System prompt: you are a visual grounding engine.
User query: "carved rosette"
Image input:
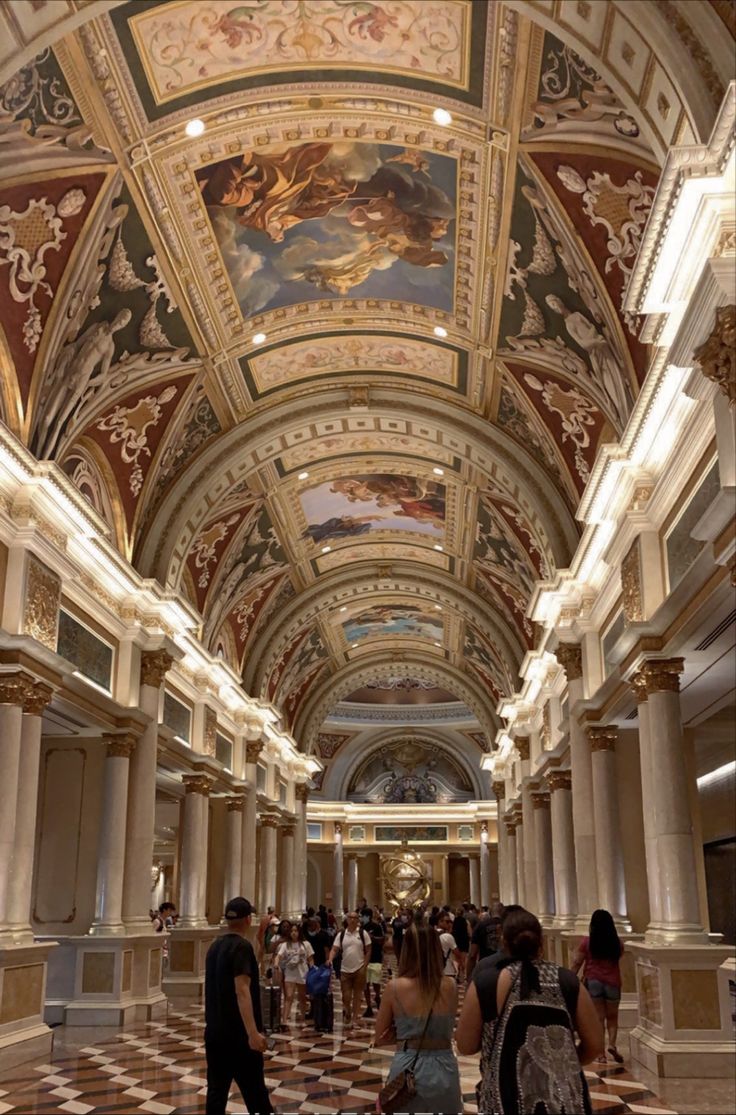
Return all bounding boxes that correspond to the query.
[203,706,217,756]
[547,769,572,793]
[23,681,54,716]
[531,791,551,810]
[182,773,214,796]
[226,795,246,812]
[516,736,530,762]
[23,555,61,650]
[295,784,309,804]
[0,672,33,706]
[492,780,505,801]
[694,304,735,406]
[140,649,173,688]
[556,642,583,681]
[103,732,137,759]
[639,657,684,695]
[588,727,618,753]
[245,740,263,764]
[621,538,643,623]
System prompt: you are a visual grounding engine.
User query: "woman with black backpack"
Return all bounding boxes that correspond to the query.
[455,910,603,1115]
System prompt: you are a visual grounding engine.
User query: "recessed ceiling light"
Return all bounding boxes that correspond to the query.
[434,544,443,551]
[252,332,267,345]
[433,325,448,338]
[434,641,442,647]
[340,606,347,612]
[321,545,331,553]
[298,471,309,480]
[433,466,444,476]
[185,118,205,137]
[352,643,359,649]
[434,604,442,611]
[433,108,452,127]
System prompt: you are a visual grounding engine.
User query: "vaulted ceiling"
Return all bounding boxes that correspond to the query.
[0,0,729,782]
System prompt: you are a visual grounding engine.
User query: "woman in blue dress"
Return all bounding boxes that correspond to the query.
[374,922,462,1114]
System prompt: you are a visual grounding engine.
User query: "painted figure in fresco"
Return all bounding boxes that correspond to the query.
[302,513,382,544]
[35,308,132,459]
[330,475,446,529]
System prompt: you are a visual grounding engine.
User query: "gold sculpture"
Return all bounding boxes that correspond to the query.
[381,844,431,910]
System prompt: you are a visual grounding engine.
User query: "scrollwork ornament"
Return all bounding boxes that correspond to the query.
[621,538,643,623]
[140,649,173,688]
[694,304,736,407]
[23,555,60,650]
[203,706,217,756]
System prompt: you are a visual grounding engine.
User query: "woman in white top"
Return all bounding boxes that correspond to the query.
[275,924,314,1025]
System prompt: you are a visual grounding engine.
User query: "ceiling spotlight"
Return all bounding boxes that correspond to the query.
[185,118,205,137]
[433,107,452,127]
[352,643,359,649]
[434,544,443,551]
[433,325,448,338]
[434,641,442,647]
[298,471,309,480]
[340,606,347,612]
[321,545,331,553]
[252,332,267,345]
[433,466,444,476]
[434,604,442,611]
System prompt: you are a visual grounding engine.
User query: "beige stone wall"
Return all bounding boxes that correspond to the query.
[699,772,736,844]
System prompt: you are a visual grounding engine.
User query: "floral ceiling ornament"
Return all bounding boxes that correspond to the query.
[524,373,597,483]
[96,385,178,496]
[532,36,639,139]
[191,512,240,589]
[0,188,85,353]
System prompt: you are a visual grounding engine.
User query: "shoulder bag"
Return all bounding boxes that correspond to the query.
[378,990,438,1115]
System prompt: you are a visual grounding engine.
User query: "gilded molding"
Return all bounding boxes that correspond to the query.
[23,681,54,716]
[516,736,530,762]
[203,706,217,756]
[492,780,505,801]
[639,657,684,695]
[140,649,174,688]
[547,769,572,793]
[588,727,618,752]
[226,795,246,812]
[556,642,583,681]
[23,555,61,650]
[531,791,551,810]
[103,732,137,759]
[621,538,643,623]
[182,773,214,796]
[694,304,735,407]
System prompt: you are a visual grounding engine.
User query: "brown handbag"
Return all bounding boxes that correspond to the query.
[378,993,437,1114]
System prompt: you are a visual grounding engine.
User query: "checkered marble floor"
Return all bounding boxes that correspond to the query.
[0,987,678,1114]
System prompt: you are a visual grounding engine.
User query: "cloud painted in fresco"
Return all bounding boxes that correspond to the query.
[343,605,443,643]
[300,474,446,542]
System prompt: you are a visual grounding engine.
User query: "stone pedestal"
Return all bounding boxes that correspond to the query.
[44,934,166,1026]
[161,927,219,998]
[0,941,55,1070]
[628,941,735,1077]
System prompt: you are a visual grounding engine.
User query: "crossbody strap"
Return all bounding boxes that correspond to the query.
[408,987,440,1072]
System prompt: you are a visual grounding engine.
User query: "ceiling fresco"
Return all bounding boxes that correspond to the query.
[3,0,726,776]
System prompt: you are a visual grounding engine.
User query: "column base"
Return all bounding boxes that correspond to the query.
[0,941,56,1071]
[644,923,710,946]
[162,927,219,999]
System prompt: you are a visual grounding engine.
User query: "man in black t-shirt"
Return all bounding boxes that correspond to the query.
[204,897,273,1115]
[363,911,385,1016]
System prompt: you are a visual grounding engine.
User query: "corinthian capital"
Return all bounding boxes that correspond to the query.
[492,780,505,801]
[140,649,173,688]
[588,727,617,753]
[0,672,33,707]
[694,304,735,406]
[556,642,582,681]
[639,658,685,696]
[182,773,214,796]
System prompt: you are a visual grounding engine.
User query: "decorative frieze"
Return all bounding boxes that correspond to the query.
[140,649,174,688]
[588,727,618,752]
[547,769,572,793]
[182,773,214,796]
[694,304,735,407]
[103,732,137,759]
[531,791,551,810]
[621,538,643,623]
[556,642,583,681]
[638,657,685,695]
[23,555,61,650]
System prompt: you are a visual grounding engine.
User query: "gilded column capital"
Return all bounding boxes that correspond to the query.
[588,727,617,752]
[515,736,530,762]
[492,780,505,801]
[505,819,518,836]
[547,769,572,793]
[281,825,295,839]
[182,773,214,796]
[23,681,54,716]
[140,649,174,688]
[260,814,280,829]
[245,740,263,764]
[480,820,489,835]
[630,671,649,704]
[694,303,735,406]
[226,795,246,813]
[295,784,310,804]
[334,821,343,836]
[639,657,685,695]
[0,672,33,706]
[531,791,551,809]
[556,642,582,681]
[103,732,137,759]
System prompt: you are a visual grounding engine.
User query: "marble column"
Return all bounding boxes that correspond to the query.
[589,727,629,924]
[224,796,245,906]
[532,791,555,924]
[468,854,480,907]
[280,826,295,916]
[294,785,309,914]
[504,821,518,905]
[631,676,663,932]
[479,822,491,907]
[258,817,279,914]
[440,854,450,904]
[333,822,344,913]
[6,681,53,940]
[518,739,539,913]
[515,816,526,907]
[547,770,577,925]
[634,659,706,940]
[0,674,29,936]
[557,643,598,923]
[91,733,137,935]
[347,854,359,911]
[123,649,172,930]
[241,738,262,903]
[492,781,507,903]
[178,773,213,928]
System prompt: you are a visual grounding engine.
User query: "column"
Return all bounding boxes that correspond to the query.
[635,660,706,940]
[258,817,279,913]
[589,728,629,925]
[6,681,53,939]
[504,821,518,905]
[440,854,450,904]
[123,649,172,930]
[0,674,28,937]
[492,781,508,903]
[178,773,213,928]
[479,822,491,907]
[532,791,555,925]
[241,737,262,902]
[557,643,598,923]
[518,739,539,913]
[333,822,344,912]
[631,676,663,933]
[294,785,309,914]
[347,854,359,911]
[468,854,480,907]
[280,825,295,916]
[515,814,526,906]
[224,796,245,906]
[547,770,577,925]
[91,733,137,935]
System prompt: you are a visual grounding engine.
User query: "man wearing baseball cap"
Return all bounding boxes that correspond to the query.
[204,897,273,1114]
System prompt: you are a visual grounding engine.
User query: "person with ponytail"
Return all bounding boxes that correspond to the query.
[456,910,602,1114]
[572,909,625,1063]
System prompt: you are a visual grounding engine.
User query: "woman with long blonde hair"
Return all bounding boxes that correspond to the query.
[374,921,461,1113]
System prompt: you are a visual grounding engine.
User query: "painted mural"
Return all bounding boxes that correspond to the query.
[197,140,457,315]
[300,473,446,544]
[343,604,443,644]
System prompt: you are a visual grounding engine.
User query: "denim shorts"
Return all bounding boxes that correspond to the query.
[587,978,621,1002]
